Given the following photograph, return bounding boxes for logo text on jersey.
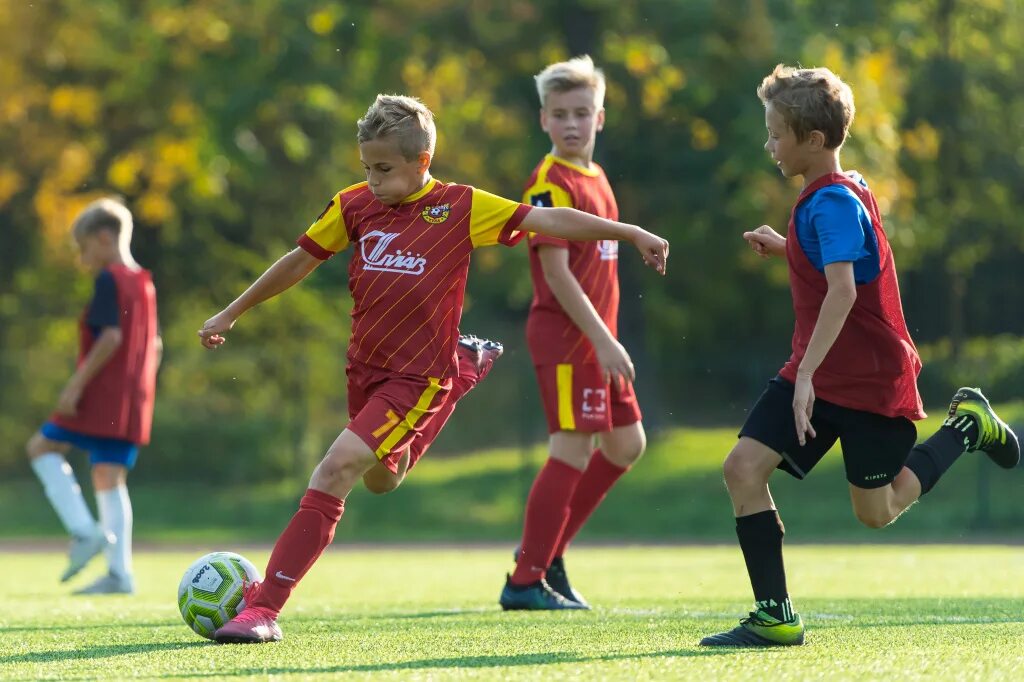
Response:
[421,203,451,224]
[598,240,619,261]
[360,230,427,276]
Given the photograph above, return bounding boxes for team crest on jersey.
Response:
[530,191,554,207]
[360,230,426,276]
[421,204,451,224]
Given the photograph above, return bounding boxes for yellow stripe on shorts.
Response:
[556,364,576,431]
[375,377,444,459]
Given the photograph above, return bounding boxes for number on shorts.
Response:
[371,409,401,439]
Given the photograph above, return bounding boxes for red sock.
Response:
[554,449,628,558]
[253,488,344,616]
[510,458,583,585]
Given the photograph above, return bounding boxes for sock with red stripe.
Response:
[554,449,628,558]
[253,488,344,616]
[510,458,583,585]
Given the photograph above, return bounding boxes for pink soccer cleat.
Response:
[213,583,283,644]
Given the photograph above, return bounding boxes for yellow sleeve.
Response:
[469,188,532,248]
[523,181,573,248]
[522,182,574,209]
[298,192,350,259]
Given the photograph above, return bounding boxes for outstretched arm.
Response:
[198,247,322,349]
[521,207,669,274]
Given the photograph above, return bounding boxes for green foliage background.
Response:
[1,0,1022,483]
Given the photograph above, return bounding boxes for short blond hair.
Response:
[72,197,133,241]
[535,55,606,108]
[356,94,436,160]
[757,64,855,149]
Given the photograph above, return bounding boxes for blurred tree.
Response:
[1,0,1022,479]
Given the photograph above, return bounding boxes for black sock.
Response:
[735,510,793,622]
[904,418,974,495]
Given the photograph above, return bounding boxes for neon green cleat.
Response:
[946,387,1020,469]
[699,610,805,647]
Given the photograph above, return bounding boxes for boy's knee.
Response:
[853,505,892,529]
[318,445,375,486]
[26,433,52,459]
[722,452,755,488]
[362,469,402,495]
[549,433,593,470]
[92,464,127,491]
[603,438,645,468]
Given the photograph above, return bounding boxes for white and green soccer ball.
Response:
[177,551,261,639]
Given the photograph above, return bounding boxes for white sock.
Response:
[97,486,133,579]
[30,453,96,537]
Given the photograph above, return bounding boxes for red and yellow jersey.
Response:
[524,153,620,365]
[298,178,530,378]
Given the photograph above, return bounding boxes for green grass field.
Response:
[2,545,1022,680]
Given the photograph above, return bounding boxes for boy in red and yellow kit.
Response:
[199,95,669,644]
[700,65,1018,647]
[501,56,645,611]
[27,198,161,594]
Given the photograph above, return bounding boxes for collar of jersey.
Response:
[547,153,600,177]
[400,177,438,204]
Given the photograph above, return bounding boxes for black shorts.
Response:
[739,376,918,489]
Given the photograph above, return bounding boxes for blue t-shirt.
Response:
[86,270,120,338]
[793,173,880,285]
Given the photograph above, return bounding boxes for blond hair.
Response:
[535,55,606,108]
[757,64,855,149]
[72,197,133,242]
[356,94,436,160]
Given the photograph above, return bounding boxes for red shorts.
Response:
[346,360,452,474]
[533,363,642,434]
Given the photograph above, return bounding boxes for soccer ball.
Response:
[177,551,261,639]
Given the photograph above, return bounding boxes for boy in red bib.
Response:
[700,65,1019,647]
[27,198,161,594]
[199,95,669,644]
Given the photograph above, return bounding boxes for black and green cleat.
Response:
[947,387,1020,469]
[700,610,805,647]
[499,575,588,611]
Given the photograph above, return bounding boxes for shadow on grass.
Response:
[174,648,736,676]
[0,640,208,665]
[0,621,178,635]
[361,608,492,620]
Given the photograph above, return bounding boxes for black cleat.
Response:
[510,548,590,608]
[700,611,805,647]
[499,575,588,611]
[946,387,1020,469]
[543,556,590,609]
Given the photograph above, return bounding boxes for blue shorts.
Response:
[40,422,139,469]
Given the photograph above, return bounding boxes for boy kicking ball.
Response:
[199,94,668,643]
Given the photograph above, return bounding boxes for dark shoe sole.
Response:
[699,629,804,647]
